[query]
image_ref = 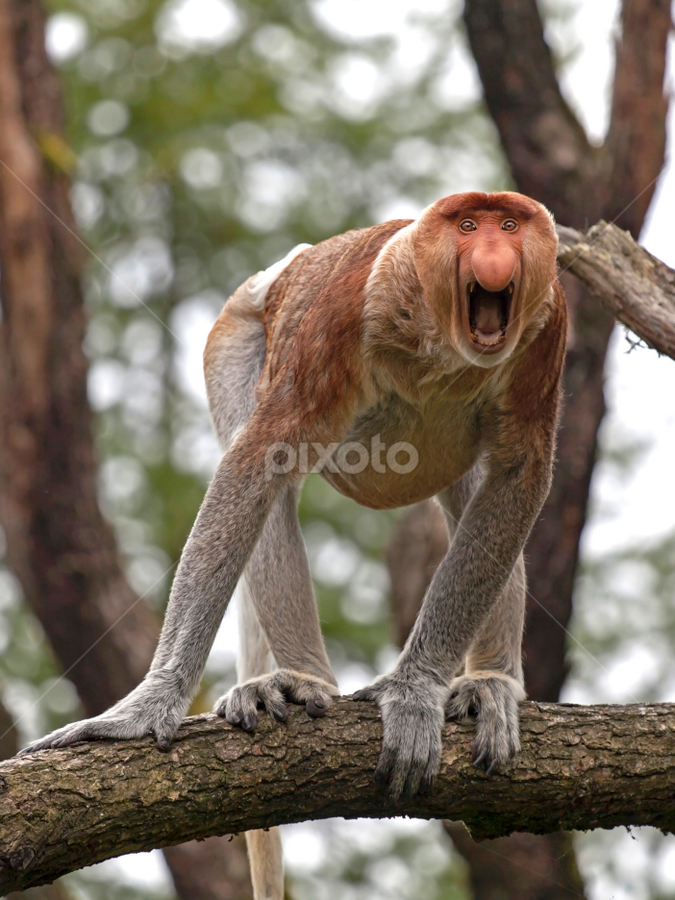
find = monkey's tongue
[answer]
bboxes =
[472,292,505,343]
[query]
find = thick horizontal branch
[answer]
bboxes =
[3,701,675,892]
[557,221,675,359]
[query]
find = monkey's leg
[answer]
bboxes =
[218,487,337,900]
[21,424,286,754]
[215,484,338,731]
[445,554,526,774]
[438,471,526,773]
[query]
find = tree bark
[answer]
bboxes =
[3,702,675,894]
[0,1,251,896]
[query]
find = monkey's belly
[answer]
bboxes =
[321,419,480,511]
[322,464,472,510]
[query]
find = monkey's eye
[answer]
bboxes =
[502,219,518,232]
[459,220,477,233]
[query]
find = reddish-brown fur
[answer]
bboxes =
[205,193,566,510]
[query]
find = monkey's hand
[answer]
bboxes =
[445,673,524,775]
[19,670,191,754]
[216,669,339,732]
[353,674,447,800]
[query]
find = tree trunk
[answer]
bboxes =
[444,825,585,900]
[0,1,251,896]
[3,702,675,894]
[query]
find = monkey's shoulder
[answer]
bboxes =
[263,218,414,322]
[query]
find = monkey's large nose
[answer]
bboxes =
[471,244,517,293]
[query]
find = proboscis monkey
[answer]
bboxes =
[24,192,567,900]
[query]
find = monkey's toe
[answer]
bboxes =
[217,669,338,731]
[221,683,261,731]
[353,685,381,703]
[447,673,523,772]
[306,698,326,717]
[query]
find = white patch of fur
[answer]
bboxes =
[248,243,312,311]
[205,245,312,448]
[364,220,418,302]
[205,319,266,452]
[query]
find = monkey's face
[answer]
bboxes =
[414,191,558,369]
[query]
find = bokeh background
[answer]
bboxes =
[1,0,675,898]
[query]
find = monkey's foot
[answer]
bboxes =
[353,674,447,801]
[445,672,525,775]
[19,671,191,754]
[216,670,339,732]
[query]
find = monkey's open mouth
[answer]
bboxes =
[468,281,513,348]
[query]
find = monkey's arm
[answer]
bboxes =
[355,445,553,798]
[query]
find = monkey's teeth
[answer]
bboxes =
[508,283,514,294]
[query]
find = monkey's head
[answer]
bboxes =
[413,191,558,369]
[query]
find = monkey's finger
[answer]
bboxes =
[373,743,399,794]
[402,729,441,798]
[20,717,128,753]
[155,729,175,752]
[384,757,414,803]
[224,686,260,732]
[379,734,418,801]
[259,686,289,723]
[306,697,327,717]
[271,671,337,711]
[417,761,437,796]
[20,736,62,754]
[19,730,80,754]
[472,748,489,769]
[352,685,381,702]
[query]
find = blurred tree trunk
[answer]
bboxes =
[0,1,251,897]
[388,1,671,896]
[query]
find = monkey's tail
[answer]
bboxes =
[237,579,285,900]
[246,828,284,900]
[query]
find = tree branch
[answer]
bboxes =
[3,701,675,893]
[557,221,675,360]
